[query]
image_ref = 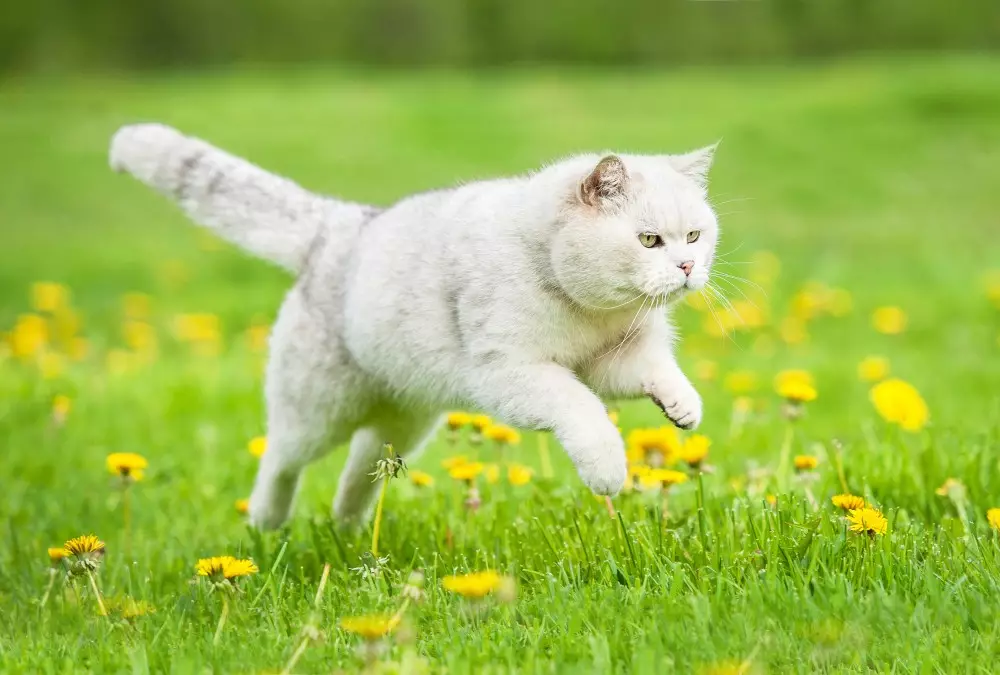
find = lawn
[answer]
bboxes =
[1,57,999,673]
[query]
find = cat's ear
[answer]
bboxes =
[580,155,629,207]
[667,143,718,187]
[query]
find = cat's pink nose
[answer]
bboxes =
[679,261,694,277]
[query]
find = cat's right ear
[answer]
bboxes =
[579,155,629,207]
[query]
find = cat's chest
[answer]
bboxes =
[540,308,640,371]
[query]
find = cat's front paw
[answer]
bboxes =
[647,380,703,430]
[565,425,628,495]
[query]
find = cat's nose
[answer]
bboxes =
[679,261,694,277]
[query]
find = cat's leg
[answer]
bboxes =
[468,363,626,495]
[248,291,370,530]
[332,405,441,523]
[584,323,702,430]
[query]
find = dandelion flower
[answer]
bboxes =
[52,395,71,425]
[48,547,69,565]
[777,379,817,403]
[679,434,710,467]
[988,508,1000,531]
[779,317,809,345]
[793,455,819,472]
[248,436,267,458]
[626,427,680,467]
[935,478,965,498]
[484,424,521,445]
[100,596,156,620]
[847,507,888,536]
[470,414,492,432]
[831,494,865,511]
[442,571,503,598]
[63,535,106,573]
[196,556,258,582]
[235,498,249,514]
[339,614,399,640]
[870,378,929,432]
[765,494,778,507]
[449,462,484,482]
[484,463,501,484]
[507,463,533,486]
[872,306,907,335]
[446,412,473,430]
[409,469,434,488]
[441,455,468,470]
[857,356,890,382]
[775,369,814,390]
[640,469,689,490]
[106,452,148,482]
[32,282,69,313]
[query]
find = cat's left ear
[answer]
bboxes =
[667,142,718,187]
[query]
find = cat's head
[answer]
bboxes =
[550,147,718,311]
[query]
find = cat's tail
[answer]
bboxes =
[109,123,373,274]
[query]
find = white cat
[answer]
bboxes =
[109,123,718,529]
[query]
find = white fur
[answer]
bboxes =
[110,124,719,528]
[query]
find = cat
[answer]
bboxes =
[109,123,718,529]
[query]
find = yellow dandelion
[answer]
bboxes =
[793,455,819,472]
[765,494,778,507]
[446,411,473,430]
[48,547,70,565]
[409,469,434,488]
[442,571,503,598]
[246,322,270,353]
[872,306,907,335]
[831,494,865,511]
[870,378,929,432]
[626,427,680,466]
[196,556,258,580]
[679,434,710,467]
[987,508,1000,531]
[11,314,47,358]
[779,316,809,345]
[857,356,890,382]
[640,469,689,490]
[100,596,156,619]
[52,395,71,423]
[847,507,888,536]
[774,369,814,390]
[507,463,533,486]
[484,463,501,484]
[777,379,817,403]
[248,436,267,458]
[339,614,399,640]
[64,535,106,557]
[934,478,965,498]
[221,558,258,579]
[470,414,492,432]
[724,370,758,395]
[32,282,69,313]
[235,498,249,514]
[441,455,468,470]
[39,352,64,379]
[449,462,484,482]
[106,452,148,481]
[484,424,521,445]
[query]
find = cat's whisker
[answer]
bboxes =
[709,274,763,311]
[711,270,769,299]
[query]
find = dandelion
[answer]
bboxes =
[858,356,890,382]
[988,508,1000,532]
[248,436,267,458]
[48,547,69,565]
[847,507,888,536]
[831,494,865,511]
[626,427,680,467]
[870,378,929,432]
[32,282,69,313]
[793,455,818,472]
[339,614,399,640]
[507,463,533,486]
[484,424,521,446]
[777,378,817,404]
[39,352,64,379]
[640,469,689,490]
[779,317,809,345]
[52,394,71,426]
[369,444,405,558]
[10,314,47,359]
[401,569,426,603]
[63,535,107,615]
[106,452,147,482]
[872,306,907,334]
[41,547,70,607]
[446,411,473,430]
[246,322,270,353]
[935,478,965,498]
[484,463,501,484]
[442,571,503,599]
[100,596,156,621]
[469,414,491,444]
[441,455,468,470]
[196,555,258,644]
[408,470,434,488]
[679,434,711,468]
[765,494,778,507]
[235,498,249,514]
[448,462,484,482]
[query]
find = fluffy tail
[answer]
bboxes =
[110,123,373,274]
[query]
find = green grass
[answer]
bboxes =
[2,56,1000,673]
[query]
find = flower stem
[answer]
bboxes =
[281,636,310,675]
[40,569,57,608]
[371,476,390,558]
[538,433,553,479]
[86,570,107,617]
[213,594,230,646]
[122,482,132,561]
[776,423,794,492]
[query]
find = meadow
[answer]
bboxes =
[1,56,999,673]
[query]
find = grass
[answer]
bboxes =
[1,56,1000,673]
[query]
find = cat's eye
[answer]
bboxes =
[638,233,662,248]
[686,230,701,244]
